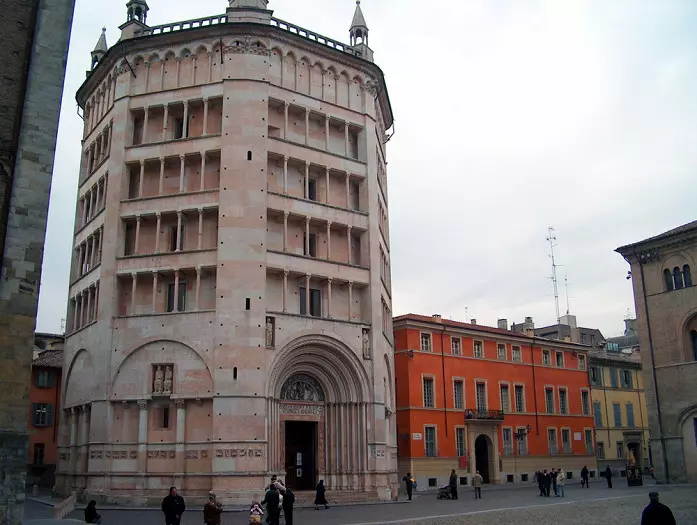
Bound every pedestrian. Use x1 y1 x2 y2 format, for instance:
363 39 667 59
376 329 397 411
605 466 613 488
449 469 458 500
581 465 589 488
641 492 676 525
203 492 223 525
249 501 264 525
261 484 280 525
161 486 186 525
472 470 483 499
282 487 295 525
556 469 566 498
551 468 558 496
649 466 655 480
84 500 102 524
402 472 414 501
536 470 545 497
314 480 329 510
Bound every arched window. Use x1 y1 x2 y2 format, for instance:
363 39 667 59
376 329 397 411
664 269 674 292
691 330 697 361
684 265 693 288
673 267 684 290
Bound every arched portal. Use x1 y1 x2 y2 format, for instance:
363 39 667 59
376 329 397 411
475 435 493 483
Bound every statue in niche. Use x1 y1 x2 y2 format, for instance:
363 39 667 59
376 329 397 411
362 328 371 359
163 365 173 394
153 366 164 394
265 316 275 348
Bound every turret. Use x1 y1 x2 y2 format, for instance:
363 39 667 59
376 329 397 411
91 27 108 70
120 0 150 40
350 1 373 62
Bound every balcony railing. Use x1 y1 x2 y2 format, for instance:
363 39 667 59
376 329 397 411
465 409 505 421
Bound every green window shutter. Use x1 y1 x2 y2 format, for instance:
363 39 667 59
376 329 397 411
47 404 54 427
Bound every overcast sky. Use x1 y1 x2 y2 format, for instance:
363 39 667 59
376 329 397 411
36 0 697 338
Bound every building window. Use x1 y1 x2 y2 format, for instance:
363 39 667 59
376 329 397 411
299 287 322 317
561 428 571 454
451 337 461 355
473 341 483 358
33 443 45 465
613 402 622 427
512 346 521 362
425 426 437 457
307 178 317 201
559 389 568 415
502 428 513 455
303 233 317 257
423 377 434 408
475 382 487 412
621 370 633 389
578 354 586 370
500 384 510 413
692 330 697 361
556 351 564 367
616 441 624 459
453 380 464 410
497 344 506 360
581 390 590 415
590 366 602 386
161 405 171 429
548 428 558 455
581 333 587 344
684 265 693 287
545 388 554 414
674 267 684 290
31 403 53 427
584 429 594 454
35 370 54 388
420 333 432 352
542 349 550 365
594 401 603 428
610 367 619 388
166 281 187 312
456 427 466 457
517 427 529 455
597 442 605 459
664 269 674 292
514 385 525 413
626 403 635 428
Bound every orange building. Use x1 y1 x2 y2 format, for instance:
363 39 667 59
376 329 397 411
394 314 597 489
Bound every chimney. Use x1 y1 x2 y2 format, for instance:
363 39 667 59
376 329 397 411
470 319 477 325
497 319 508 330
432 314 442 323
525 328 534 337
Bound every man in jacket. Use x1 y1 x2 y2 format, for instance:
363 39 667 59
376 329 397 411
261 484 281 525
161 486 186 525
402 473 414 501
472 471 483 499
551 468 558 496
556 469 566 498
581 465 589 488
641 492 676 525
605 465 613 488
449 469 458 500
203 492 222 525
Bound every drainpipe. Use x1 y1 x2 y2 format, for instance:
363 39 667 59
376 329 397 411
633 247 669 483
440 325 448 437
530 337 539 435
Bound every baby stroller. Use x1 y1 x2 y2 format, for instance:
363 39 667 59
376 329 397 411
436 485 452 499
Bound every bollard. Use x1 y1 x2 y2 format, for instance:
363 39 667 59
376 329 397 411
33 484 39 497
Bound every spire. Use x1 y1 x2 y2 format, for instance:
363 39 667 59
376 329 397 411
91 28 108 70
350 0 368 33
350 0 373 62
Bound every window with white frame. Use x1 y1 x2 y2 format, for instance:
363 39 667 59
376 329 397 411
512 346 522 362
475 382 487 412
517 427 529 455
548 428 558 455
542 349 551 365
451 337 461 355
621 370 633 389
559 389 568 415
497 344 506 360
502 428 513 455
578 354 587 370
514 385 525 413
423 377 435 408
500 384 510 413
474 341 483 358
545 388 555 414
561 428 571 453
556 351 564 367
456 427 466 457
584 429 594 454
453 380 464 410
425 426 437 457
421 333 432 352
581 390 590 415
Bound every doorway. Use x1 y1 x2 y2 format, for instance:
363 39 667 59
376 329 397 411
475 435 491 483
285 421 317 490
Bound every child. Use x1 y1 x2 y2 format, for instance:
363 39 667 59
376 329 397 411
249 501 264 525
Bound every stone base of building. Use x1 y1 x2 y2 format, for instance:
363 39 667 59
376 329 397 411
0 431 29 525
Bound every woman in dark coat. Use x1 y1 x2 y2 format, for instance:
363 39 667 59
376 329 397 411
314 480 329 510
282 487 295 525
84 500 102 524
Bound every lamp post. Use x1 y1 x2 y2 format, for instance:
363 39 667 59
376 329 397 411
514 425 532 483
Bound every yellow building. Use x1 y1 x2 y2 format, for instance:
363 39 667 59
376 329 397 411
589 346 650 473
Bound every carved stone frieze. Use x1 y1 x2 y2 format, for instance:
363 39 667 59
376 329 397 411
280 403 324 416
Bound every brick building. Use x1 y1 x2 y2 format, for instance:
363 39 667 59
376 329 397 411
394 314 596 489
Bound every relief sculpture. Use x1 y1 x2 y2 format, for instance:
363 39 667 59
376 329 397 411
280 374 325 402
163 365 173 394
153 365 164 394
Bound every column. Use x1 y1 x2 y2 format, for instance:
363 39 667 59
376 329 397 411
79 405 90 473
85 286 92 324
191 56 197 85
69 408 78 474
326 221 332 260
182 101 189 138
81 290 89 326
144 63 151 92
134 215 142 254
142 107 149 143
98 227 104 261
202 98 209 135
348 282 353 320
94 283 100 320
283 102 289 139
137 400 148 485
155 213 162 253
179 155 186 192
176 212 183 251
326 403 334 478
76 245 83 278
325 168 330 203
282 212 289 252
303 161 311 199
305 217 310 255
195 266 202 310
152 271 159 312
131 273 138 314
90 187 97 217
159 157 165 195
344 122 349 156
162 104 169 141
95 179 102 210
173 270 180 311
282 270 288 312
175 399 186 476
200 152 206 190
138 160 145 198
345 173 350 208
283 156 288 194
347 226 353 264
176 59 181 88
327 278 333 319
72 297 79 332
82 196 88 225
325 116 330 151
197 208 204 249
305 273 311 315
304 109 310 145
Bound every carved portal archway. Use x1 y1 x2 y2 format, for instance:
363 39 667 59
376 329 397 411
280 373 325 402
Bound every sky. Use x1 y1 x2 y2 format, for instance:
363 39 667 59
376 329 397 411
36 0 697 338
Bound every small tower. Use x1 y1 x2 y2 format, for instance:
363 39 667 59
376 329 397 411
350 1 373 62
120 0 150 40
227 0 272 24
91 28 108 70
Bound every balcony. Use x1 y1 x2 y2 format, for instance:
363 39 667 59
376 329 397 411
464 409 505 422
116 249 217 275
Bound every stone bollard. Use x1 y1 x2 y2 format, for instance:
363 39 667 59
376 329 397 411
33 483 39 497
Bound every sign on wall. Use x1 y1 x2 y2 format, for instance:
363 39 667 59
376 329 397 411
574 432 582 441
412 433 423 441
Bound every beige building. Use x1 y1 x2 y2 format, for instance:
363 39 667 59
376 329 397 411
57 0 397 504
617 220 697 483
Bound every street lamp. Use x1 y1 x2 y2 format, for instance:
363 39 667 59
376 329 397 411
514 425 532 483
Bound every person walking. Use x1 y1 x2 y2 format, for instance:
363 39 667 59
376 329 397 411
641 492 676 525
605 466 613 488
551 468 558 496
84 500 102 524
556 469 566 498
449 469 458 500
536 471 545 497
581 465 589 488
261 484 281 525
162 486 186 525
314 480 329 510
472 470 483 499
542 469 551 497
203 492 223 525
402 472 414 501
282 487 295 525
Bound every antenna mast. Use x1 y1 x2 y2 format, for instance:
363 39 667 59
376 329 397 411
547 227 560 323
564 275 570 315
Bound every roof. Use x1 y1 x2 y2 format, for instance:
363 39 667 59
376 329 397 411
393 314 592 350
588 348 641 366
351 1 368 30
616 219 697 253
32 349 64 369
93 28 108 53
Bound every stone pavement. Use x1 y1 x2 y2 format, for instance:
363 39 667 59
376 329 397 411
24 482 697 524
